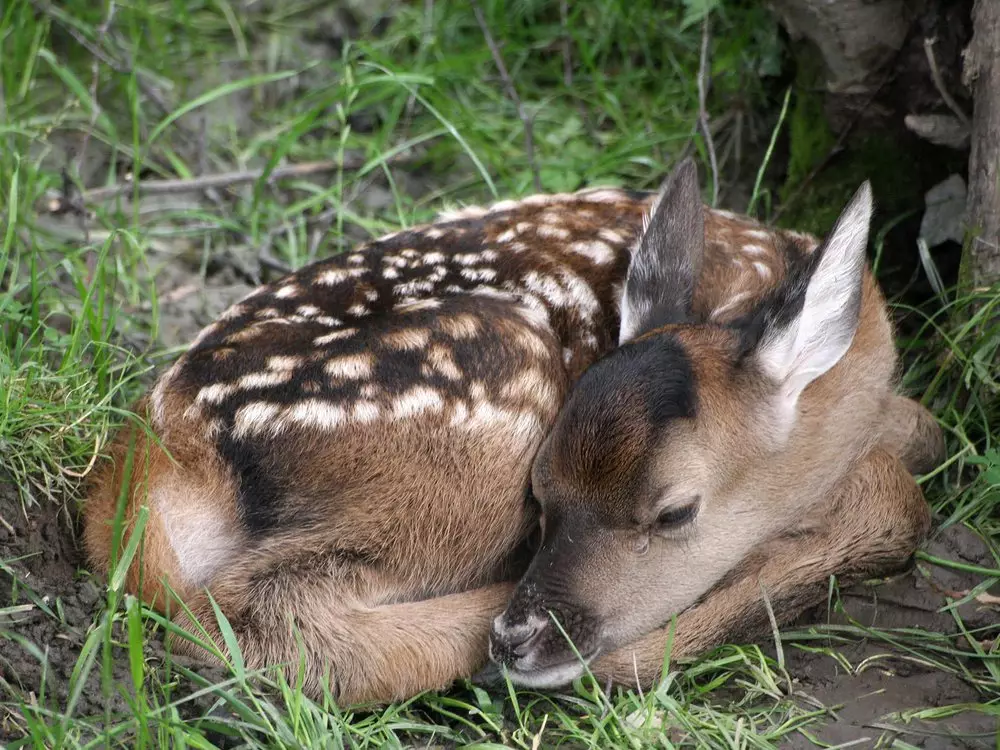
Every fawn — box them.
[83,159,943,703]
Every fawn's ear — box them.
[753,182,873,426]
[619,158,704,344]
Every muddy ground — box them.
[1,459,997,745]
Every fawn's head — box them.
[490,159,882,687]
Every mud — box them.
[782,523,999,748]
[2,464,996,745]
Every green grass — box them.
[1,0,998,747]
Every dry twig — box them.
[470,0,542,192]
[924,37,971,126]
[560,0,573,88]
[697,15,719,207]
[50,157,408,211]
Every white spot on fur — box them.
[422,251,446,265]
[744,229,772,241]
[288,399,346,430]
[219,304,248,321]
[579,188,626,203]
[325,353,375,379]
[233,401,283,438]
[395,279,435,296]
[238,371,292,389]
[383,267,401,280]
[297,304,320,317]
[460,267,497,282]
[424,227,446,240]
[753,261,772,280]
[537,225,570,240]
[318,267,367,285]
[314,328,358,346]
[598,228,626,244]
[392,386,444,418]
[427,345,463,380]
[395,298,442,313]
[274,285,300,299]
[490,199,519,212]
[268,356,302,371]
[514,299,551,329]
[496,228,517,243]
[351,401,381,423]
[741,244,768,256]
[347,253,367,265]
[568,240,614,265]
[196,382,236,405]
[347,304,370,317]
[710,292,752,321]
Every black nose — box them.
[490,614,547,664]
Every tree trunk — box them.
[769,0,910,95]
[962,0,1000,290]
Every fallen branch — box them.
[471,0,543,193]
[50,156,406,211]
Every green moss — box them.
[774,48,924,236]
[778,133,924,235]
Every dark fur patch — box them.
[730,235,817,360]
[544,333,696,517]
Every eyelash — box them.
[655,499,700,529]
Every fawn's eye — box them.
[654,498,700,530]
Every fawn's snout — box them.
[489,582,604,687]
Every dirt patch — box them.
[2,476,997,744]
[783,523,999,748]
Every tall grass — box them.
[1,0,997,747]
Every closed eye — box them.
[655,498,700,530]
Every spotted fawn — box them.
[84,159,943,703]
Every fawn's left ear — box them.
[753,181,873,424]
[619,158,704,344]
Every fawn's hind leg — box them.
[590,447,932,686]
[170,538,514,705]
[880,394,946,476]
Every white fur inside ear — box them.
[757,183,873,411]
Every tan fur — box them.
[83,170,943,703]
[591,443,932,684]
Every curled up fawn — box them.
[83,159,944,704]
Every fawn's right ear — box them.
[619,158,704,345]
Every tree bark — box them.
[962,0,1000,289]
[769,0,909,94]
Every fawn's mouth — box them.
[491,647,603,689]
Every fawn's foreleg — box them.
[170,544,514,704]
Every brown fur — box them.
[83,164,943,703]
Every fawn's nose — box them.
[490,613,548,664]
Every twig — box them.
[52,157,403,209]
[924,37,970,126]
[560,0,572,88]
[75,1,117,247]
[697,15,719,207]
[470,0,542,192]
[31,0,172,118]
